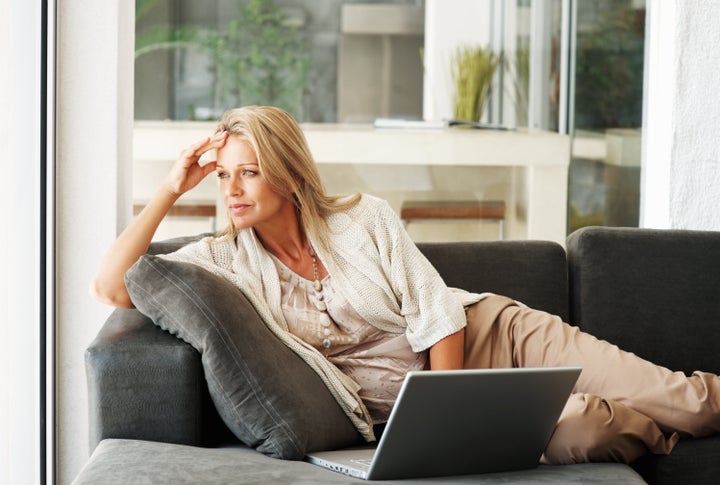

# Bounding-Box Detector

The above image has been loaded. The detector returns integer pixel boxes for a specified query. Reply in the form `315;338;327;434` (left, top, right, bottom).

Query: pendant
322;338;331;349
315;300;327;312
313;279;322;292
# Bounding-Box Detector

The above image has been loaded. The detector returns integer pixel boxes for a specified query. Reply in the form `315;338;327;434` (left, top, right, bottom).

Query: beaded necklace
309;246;332;349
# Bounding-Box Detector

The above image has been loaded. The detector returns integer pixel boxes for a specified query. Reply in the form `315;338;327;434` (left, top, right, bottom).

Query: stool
133;202;217;232
400;200;506;240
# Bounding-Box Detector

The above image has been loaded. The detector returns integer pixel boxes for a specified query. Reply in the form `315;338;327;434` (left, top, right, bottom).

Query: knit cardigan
162;194;487;440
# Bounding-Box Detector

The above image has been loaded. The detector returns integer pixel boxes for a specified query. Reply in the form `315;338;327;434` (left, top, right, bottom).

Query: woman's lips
229;203;251;215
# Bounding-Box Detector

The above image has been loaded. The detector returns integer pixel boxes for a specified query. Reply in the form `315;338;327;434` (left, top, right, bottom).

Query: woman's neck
254;212;309;264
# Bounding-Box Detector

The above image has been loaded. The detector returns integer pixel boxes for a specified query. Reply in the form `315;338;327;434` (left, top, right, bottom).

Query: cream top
271;255;427;423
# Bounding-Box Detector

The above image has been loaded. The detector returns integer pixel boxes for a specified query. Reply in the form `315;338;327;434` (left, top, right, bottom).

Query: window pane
134;0;422;122
569;0;645;232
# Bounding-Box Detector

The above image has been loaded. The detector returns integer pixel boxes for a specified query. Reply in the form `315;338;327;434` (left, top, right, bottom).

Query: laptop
305;366;581;480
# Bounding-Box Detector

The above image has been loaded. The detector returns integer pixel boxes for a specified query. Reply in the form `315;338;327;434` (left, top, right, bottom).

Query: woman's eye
242;169;258;177
216;172;229;179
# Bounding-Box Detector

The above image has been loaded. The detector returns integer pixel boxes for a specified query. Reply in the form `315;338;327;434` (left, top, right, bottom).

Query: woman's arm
90;132;227;308
428;328;465;370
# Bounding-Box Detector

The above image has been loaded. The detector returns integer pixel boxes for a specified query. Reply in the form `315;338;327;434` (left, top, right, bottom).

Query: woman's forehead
217;136;257;164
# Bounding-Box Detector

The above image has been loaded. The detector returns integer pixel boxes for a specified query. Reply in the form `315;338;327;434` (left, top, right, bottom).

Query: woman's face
216;135;293;231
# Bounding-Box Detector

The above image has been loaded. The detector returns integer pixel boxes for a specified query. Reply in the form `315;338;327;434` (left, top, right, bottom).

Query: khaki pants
464;295;720;464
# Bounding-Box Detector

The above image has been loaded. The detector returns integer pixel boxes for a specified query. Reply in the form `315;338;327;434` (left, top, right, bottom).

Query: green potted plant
451;44;501;123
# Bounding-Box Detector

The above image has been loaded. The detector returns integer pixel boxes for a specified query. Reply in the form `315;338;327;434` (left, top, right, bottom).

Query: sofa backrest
147;233;212;255
567;226;720;375
149;235;572;322
417;240;569;322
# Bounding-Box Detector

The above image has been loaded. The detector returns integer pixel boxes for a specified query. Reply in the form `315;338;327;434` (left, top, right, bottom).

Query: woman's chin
231;219;254;230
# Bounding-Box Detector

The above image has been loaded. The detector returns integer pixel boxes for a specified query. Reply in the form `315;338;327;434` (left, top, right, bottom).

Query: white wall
1;1;43;483
55;1;135;483
642;0;720;229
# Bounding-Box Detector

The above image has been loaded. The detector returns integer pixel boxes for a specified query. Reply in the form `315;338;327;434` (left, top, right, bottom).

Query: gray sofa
74;227;720;484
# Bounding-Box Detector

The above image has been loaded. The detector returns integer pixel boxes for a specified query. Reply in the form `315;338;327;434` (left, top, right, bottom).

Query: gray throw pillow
125;255;361;459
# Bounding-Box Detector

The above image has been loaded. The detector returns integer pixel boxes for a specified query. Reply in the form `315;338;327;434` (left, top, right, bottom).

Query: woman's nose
224;177;243;197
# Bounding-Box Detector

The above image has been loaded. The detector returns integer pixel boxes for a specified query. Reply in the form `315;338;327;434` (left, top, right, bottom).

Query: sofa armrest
567;226;720;375
85;308;205;451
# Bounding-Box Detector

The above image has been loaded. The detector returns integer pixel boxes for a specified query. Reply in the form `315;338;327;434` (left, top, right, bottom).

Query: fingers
164;132;228;196
201;161;218;177
201;131;229;163
185;131;228;159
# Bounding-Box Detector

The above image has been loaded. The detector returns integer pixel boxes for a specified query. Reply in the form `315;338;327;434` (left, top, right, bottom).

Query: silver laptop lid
365;366;581;480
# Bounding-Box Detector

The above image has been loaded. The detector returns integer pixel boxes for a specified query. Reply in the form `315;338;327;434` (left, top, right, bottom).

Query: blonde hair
215;106;360;249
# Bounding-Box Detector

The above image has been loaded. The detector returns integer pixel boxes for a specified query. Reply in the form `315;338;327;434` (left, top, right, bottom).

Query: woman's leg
463;295;720;462
541;393;677;464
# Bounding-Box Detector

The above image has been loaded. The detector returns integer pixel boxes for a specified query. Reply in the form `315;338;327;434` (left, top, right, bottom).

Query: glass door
567;0;646;232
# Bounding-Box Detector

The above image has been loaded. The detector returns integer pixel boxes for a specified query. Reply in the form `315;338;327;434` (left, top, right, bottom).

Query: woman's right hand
90;130;229;308
164;131;229;197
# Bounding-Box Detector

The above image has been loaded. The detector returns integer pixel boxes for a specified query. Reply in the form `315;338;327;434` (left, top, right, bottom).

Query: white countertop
133;120;571;244
134;121;570;168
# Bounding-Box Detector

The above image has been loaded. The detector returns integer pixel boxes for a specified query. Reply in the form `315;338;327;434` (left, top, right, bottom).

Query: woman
92;105;720;464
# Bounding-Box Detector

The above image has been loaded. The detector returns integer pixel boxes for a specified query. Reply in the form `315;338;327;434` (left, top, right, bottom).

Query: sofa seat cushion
125;255;361;460
72;439;648;485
